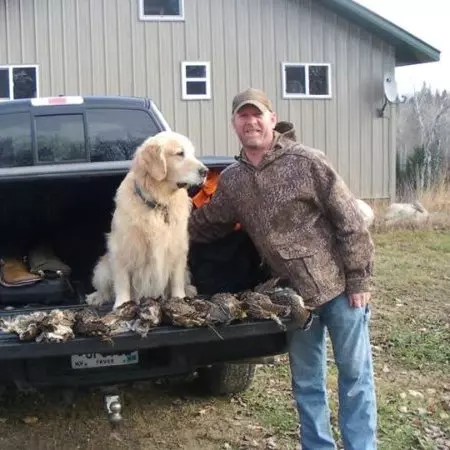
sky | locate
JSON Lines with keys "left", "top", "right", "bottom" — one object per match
{"left": 354, "top": 0, "right": 449, "bottom": 96}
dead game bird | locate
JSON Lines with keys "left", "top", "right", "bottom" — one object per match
{"left": 239, "top": 291, "right": 290, "bottom": 330}
{"left": 0, "top": 310, "right": 76, "bottom": 343}
{"left": 253, "top": 278, "right": 312, "bottom": 329}
{"left": 114, "top": 301, "right": 141, "bottom": 321}
{"left": 0, "top": 311, "right": 48, "bottom": 341}
{"left": 267, "top": 287, "right": 312, "bottom": 329}
{"left": 101, "top": 301, "right": 140, "bottom": 335}
{"left": 73, "top": 308, "right": 112, "bottom": 341}
{"left": 131, "top": 297, "right": 162, "bottom": 337}
{"left": 139, "top": 297, "right": 162, "bottom": 325}
{"left": 187, "top": 297, "right": 230, "bottom": 325}
{"left": 209, "top": 293, "right": 247, "bottom": 324}
{"left": 160, "top": 297, "right": 205, "bottom": 327}
{"left": 185, "top": 297, "right": 231, "bottom": 340}
{"left": 187, "top": 297, "right": 211, "bottom": 318}
{"left": 35, "top": 309, "right": 76, "bottom": 343}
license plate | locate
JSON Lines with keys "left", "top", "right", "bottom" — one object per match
{"left": 71, "top": 351, "right": 139, "bottom": 369}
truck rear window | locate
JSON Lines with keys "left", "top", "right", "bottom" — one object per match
{"left": 0, "top": 112, "right": 33, "bottom": 167}
{"left": 87, "top": 109, "right": 159, "bottom": 161}
{"left": 36, "top": 114, "right": 86, "bottom": 163}
{"left": 0, "top": 106, "right": 161, "bottom": 167}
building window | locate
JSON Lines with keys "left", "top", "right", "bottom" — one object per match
{"left": 282, "top": 63, "right": 331, "bottom": 99}
{"left": 0, "top": 65, "right": 39, "bottom": 101}
{"left": 181, "top": 62, "right": 211, "bottom": 100}
{"left": 138, "top": 0, "right": 184, "bottom": 21}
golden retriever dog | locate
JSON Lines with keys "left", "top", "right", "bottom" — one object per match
{"left": 85, "top": 131, "right": 208, "bottom": 310}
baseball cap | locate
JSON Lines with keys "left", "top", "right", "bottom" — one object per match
{"left": 231, "top": 88, "right": 273, "bottom": 114}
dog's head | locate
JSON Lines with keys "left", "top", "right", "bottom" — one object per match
{"left": 132, "top": 131, "right": 208, "bottom": 190}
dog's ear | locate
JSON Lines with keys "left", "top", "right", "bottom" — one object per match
{"left": 147, "top": 144, "right": 167, "bottom": 181}
{"left": 134, "top": 142, "right": 167, "bottom": 182}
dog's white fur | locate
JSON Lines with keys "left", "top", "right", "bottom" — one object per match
{"left": 85, "top": 131, "right": 207, "bottom": 310}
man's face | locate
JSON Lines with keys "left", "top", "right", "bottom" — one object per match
{"left": 232, "top": 104, "right": 276, "bottom": 150}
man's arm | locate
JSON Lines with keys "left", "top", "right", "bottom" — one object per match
{"left": 188, "top": 176, "right": 237, "bottom": 244}
{"left": 310, "top": 156, "right": 375, "bottom": 296}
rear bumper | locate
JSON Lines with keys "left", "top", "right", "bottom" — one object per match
{"left": 0, "top": 320, "right": 295, "bottom": 388}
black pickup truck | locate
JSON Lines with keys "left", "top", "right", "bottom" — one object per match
{"left": 0, "top": 95, "right": 295, "bottom": 422}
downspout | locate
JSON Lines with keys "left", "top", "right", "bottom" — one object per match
{"left": 388, "top": 102, "right": 398, "bottom": 203}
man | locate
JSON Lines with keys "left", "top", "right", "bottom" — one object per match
{"left": 188, "top": 88, "right": 377, "bottom": 450}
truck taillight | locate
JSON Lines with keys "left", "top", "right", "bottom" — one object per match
{"left": 31, "top": 96, "right": 84, "bottom": 106}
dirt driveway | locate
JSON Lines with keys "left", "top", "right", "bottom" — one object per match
{"left": 0, "top": 373, "right": 288, "bottom": 450}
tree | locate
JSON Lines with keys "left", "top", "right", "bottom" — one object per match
{"left": 397, "top": 84, "right": 450, "bottom": 195}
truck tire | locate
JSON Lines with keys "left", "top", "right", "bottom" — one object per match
{"left": 198, "top": 363, "right": 256, "bottom": 396}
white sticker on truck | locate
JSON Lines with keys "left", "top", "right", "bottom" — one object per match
{"left": 71, "top": 351, "right": 139, "bottom": 369}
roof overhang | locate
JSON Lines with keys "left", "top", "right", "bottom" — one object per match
{"left": 319, "top": 0, "right": 441, "bottom": 66}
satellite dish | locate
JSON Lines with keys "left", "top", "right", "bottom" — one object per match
{"left": 377, "top": 72, "right": 399, "bottom": 117}
{"left": 384, "top": 73, "right": 398, "bottom": 102}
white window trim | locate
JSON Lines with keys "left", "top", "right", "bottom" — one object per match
{"left": 181, "top": 61, "right": 211, "bottom": 100}
{"left": 282, "top": 62, "right": 332, "bottom": 99}
{"left": 0, "top": 64, "right": 40, "bottom": 101}
{"left": 138, "top": 0, "right": 184, "bottom": 21}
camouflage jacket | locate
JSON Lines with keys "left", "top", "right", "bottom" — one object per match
{"left": 188, "top": 122, "right": 375, "bottom": 308}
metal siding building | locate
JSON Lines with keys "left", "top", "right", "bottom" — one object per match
{"left": 0, "top": 0, "right": 440, "bottom": 200}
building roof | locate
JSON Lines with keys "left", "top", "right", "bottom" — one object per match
{"left": 321, "top": 0, "right": 441, "bottom": 66}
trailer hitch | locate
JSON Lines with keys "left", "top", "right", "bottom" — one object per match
{"left": 104, "top": 393, "right": 123, "bottom": 426}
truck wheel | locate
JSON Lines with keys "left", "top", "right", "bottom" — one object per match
{"left": 198, "top": 363, "right": 256, "bottom": 396}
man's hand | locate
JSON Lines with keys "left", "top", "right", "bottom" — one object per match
{"left": 348, "top": 292, "right": 371, "bottom": 308}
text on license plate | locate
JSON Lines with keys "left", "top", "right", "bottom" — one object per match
{"left": 71, "top": 351, "right": 139, "bottom": 369}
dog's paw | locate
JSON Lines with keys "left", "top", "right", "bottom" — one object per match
{"left": 170, "top": 289, "right": 186, "bottom": 300}
{"left": 185, "top": 284, "right": 198, "bottom": 299}
{"left": 85, "top": 292, "right": 108, "bottom": 306}
{"left": 113, "top": 297, "right": 132, "bottom": 311}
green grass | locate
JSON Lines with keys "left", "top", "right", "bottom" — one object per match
{"left": 377, "top": 400, "right": 429, "bottom": 450}
{"left": 231, "top": 230, "right": 450, "bottom": 450}
{"left": 387, "top": 327, "right": 450, "bottom": 370}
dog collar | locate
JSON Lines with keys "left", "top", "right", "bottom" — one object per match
{"left": 134, "top": 182, "right": 169, "bottom": 223}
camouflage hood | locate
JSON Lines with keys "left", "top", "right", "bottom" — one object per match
{"left": 274, "top": 121, "right": 297, "bottom": 141}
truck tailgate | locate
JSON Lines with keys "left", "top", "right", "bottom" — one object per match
{"left": 0, "top": 315, "right": 295, "bottom": 360}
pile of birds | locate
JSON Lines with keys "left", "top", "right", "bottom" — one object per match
{"left": 0, "top": 278, "right": 313, "bottom": 344}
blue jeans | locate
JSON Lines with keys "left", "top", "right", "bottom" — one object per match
{"left": 287, "top": 293, "right": 377, "bottom": 450}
